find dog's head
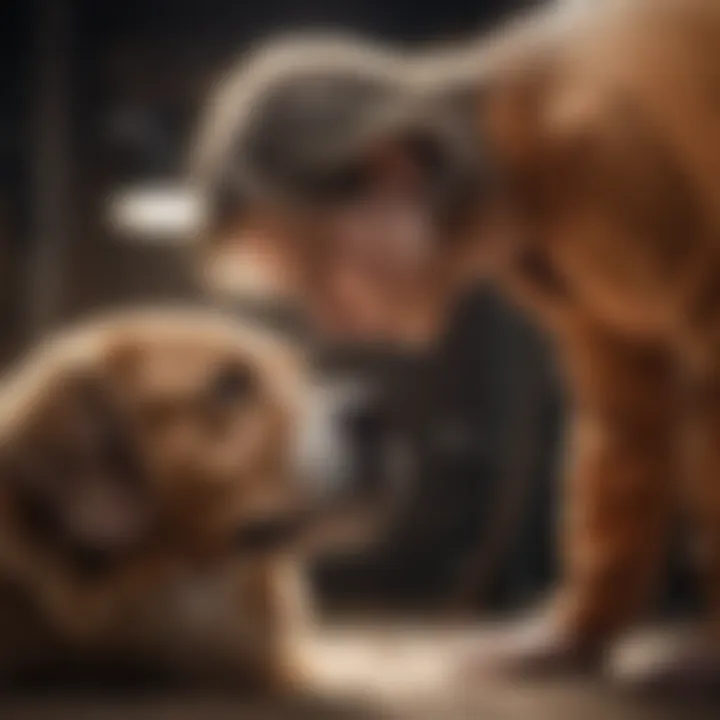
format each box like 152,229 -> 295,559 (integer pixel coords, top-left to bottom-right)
0,309 -> 405,587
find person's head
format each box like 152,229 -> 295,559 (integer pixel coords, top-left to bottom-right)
194,13 -> 670,346
191,34 -> 505,348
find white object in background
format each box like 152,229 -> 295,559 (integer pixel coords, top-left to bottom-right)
108,183 -> 207,241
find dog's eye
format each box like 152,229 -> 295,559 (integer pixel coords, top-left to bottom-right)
207,363 -> 256,407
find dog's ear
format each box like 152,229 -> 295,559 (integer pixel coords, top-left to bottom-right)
1,364 -> 152,560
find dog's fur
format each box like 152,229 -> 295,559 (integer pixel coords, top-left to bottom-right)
190,0 -> 720,681
0,309 -> 325,691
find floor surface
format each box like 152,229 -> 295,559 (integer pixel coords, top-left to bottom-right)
1,622 -> 717,720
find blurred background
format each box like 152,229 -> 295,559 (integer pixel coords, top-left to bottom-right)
0,0 -> 696,628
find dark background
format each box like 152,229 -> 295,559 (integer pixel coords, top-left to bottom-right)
1,0 -> 690,618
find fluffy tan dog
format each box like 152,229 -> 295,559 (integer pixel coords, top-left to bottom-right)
0,308 -> 388,691
191,0 -> 720,689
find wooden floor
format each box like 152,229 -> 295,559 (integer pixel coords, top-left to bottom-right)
1,623 -> 718,720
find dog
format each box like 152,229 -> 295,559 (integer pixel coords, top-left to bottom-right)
188,0 -> 720,690
0,307 -> 401,692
